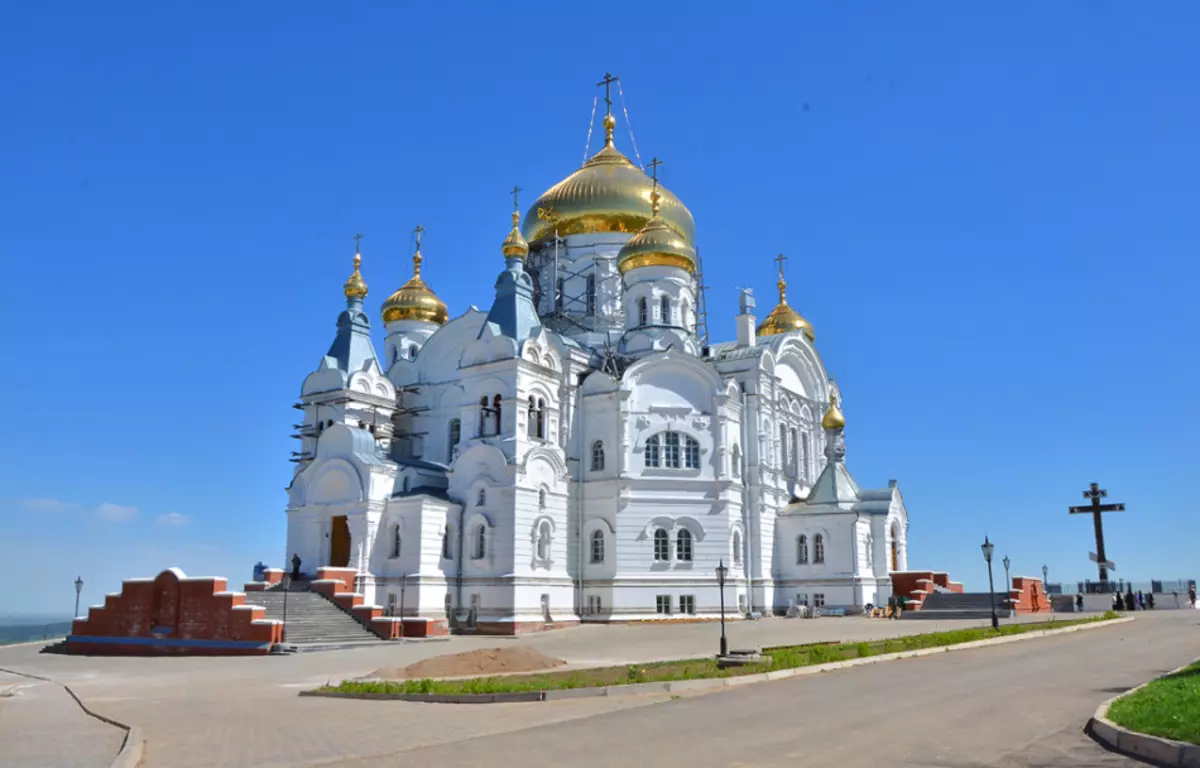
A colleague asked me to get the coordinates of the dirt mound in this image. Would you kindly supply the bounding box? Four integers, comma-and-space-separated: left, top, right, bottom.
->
370, 647, 566, 680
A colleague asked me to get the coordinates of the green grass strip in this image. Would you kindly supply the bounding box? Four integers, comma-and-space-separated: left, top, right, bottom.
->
318, 613, 1118, 697
1107, 659, 1200, 746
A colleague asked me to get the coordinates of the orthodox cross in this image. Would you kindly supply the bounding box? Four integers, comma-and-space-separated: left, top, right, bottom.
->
1068, 482, 1125, 584
510, 185, 522, 212
597, 72, 619, 116
412, 224, 425, 252
353, 233, 364, 253
647, 156, 663, 185
774, 253, 788, 274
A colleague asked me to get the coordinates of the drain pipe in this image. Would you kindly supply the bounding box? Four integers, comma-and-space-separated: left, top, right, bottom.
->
455, 504, 465, 620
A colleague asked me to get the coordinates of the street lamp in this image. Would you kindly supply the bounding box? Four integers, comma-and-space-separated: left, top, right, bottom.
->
1002, 555, 1011, 592
981, 536, 999, 631
73, 576, 83, 619
1042, 564, 1049, 592
715, 560, 729, 658
281, 573, 292, 642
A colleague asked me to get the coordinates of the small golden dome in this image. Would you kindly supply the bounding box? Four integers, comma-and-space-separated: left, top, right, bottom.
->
501, 210, 529, 259
521, 116, 695, 246
756, 258, 815, 341
822, 393, 846, 430
381, 248, 448, 326
617, 187, 697, 274
343, 252, 368, 299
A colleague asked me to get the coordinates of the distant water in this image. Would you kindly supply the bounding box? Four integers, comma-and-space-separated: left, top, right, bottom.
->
0, 622, 73, 645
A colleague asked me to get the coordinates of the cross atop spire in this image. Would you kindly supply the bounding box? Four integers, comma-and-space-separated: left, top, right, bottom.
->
354, 232, 364, 254
597, 72, 619, 117
774, 253, 789, 302
510, 185, 522, 212
647, 156, 662, 184
646, 156, 663, 217
413, 224, 425, 253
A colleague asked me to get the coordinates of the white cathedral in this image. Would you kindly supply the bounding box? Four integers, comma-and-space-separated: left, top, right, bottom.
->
284, 97, 909, 634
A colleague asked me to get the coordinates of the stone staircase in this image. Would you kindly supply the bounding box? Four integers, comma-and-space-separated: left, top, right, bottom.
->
901, 591, 1009, 620
244, 585, 382, 645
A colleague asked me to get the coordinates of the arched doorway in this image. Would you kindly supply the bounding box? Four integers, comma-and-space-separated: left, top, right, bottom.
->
330, 515, 351, 567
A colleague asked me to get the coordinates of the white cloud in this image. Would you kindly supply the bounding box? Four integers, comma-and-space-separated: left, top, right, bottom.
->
154, 512, 189, 527
93, 503, 139, 522
19, 498, 81, 513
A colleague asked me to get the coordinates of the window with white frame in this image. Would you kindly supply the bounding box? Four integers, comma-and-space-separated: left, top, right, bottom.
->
644, 434, 660, 467
676, 528, 693, 562
536, 521, 551, 560
587, 594, 602, 615
656, 595, 671, 615
390, 524, 401, 558
590, 529, 604, 563
660, 294, 671, 325
441, 526, 452, 560
644, 431, 700, 469
473, 524, 487, 559
679, 595, 696, 615
814, 534, 825, 564
664, 431, 680, 467
813, 593, 826, 608
685, 436, 700, 469
637, 296, 648, 326
797, 534, 809, 564
732, 530, 742, 566
591, 440, 605, 471
653, 528, 670, 561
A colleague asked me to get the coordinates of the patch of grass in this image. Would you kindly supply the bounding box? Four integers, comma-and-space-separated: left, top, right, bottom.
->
315, 615, 1113, 697
1107, 660, 1200, 746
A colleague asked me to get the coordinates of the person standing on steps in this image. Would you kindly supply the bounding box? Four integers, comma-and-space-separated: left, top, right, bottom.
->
291, 553, 302, 581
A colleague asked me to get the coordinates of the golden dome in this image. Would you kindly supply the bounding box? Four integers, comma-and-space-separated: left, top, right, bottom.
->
343, 252, 368, 299
381, 248, 448, 326
756, 258, 815, 341
821, 393, 845, 430
617, 186, 697, 274
521, 117, 695, 245
501, 210, 529, 259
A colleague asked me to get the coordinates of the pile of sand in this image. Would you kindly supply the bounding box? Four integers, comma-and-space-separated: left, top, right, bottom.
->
370, 647, 566, 680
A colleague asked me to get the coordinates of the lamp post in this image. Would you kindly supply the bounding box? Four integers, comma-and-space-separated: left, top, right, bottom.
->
1002, 555, 1011, 592
73, 576, 83, 619
1042, 564, 1049, 592
281, 574, 292, 642
981, 536, 999, 631
715, 560, 729, 658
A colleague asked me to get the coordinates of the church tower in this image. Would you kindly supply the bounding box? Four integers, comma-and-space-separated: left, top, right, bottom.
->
616, 159, 700, 357
380, 227, 449, 368
757, 255, 816, 341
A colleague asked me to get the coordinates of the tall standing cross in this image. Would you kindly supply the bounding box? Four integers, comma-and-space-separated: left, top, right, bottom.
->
1068, 482, 1126, 584
597, 72, 619, 116
774, 253, 788, 278
510, 185, 522, 211
646, 156, 663, 184
412, 224, 425, 252
354, 233, 364, 253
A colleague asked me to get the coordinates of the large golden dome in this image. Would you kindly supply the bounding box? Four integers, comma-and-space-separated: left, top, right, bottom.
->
617, 187, 697, 274
381, 249, 448, 325
521, 116, 696, 245
757, 260, 815, 342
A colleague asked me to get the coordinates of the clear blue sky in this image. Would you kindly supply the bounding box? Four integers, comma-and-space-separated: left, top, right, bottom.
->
1, 3, 1196, 617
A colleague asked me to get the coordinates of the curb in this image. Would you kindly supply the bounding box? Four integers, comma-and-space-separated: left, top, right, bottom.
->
305, 616, 1131, 704
1088, 659, 1200, 767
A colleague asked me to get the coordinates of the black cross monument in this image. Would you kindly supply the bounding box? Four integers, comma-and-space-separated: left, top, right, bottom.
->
1068, 482, 1125, 585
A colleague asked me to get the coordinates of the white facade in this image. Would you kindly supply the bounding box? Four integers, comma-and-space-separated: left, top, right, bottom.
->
283, 122, 910, 632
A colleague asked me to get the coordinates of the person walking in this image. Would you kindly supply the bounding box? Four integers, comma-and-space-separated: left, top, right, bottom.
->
291, 553, 302, 581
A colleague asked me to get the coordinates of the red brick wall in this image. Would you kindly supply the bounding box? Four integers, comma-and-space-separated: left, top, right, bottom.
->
1008, 577, 1052, 615
68, 568, 282, 655
315, 567, 357, 593
891, 571, 937, 609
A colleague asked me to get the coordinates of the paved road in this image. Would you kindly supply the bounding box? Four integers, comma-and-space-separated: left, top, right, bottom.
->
352, 611, 1200, 768
0, 670, 124, 768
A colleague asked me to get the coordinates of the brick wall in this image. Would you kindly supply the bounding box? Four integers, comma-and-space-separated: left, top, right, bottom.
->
1008, 577, 1052, 615
68, 568, 282, 655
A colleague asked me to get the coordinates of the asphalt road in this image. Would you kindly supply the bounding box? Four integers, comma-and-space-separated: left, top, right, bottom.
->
367, 611, 1199, 768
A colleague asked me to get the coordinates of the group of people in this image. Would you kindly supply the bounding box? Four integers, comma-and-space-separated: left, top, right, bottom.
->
1109, 589, 1155, 611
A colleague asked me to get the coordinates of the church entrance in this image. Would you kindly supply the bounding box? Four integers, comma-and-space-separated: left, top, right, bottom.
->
330, 515, 351, 567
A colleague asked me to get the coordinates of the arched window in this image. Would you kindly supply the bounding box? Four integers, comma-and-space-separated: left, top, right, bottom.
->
801, 432, 811, 481
527, 396, 537, 438
660, 295, 671, 325
664, 431, 681, 468
684, 435, 700, 469
653, 528, 670, 561
731, 444, 741, 478
637, 297, 648, 326
473, 524, 487, 559
732, 530, 743, 566
536, 522, 551, 560
591, 441, 605, 472
556, 277, 564, 311
789, 428, 799, 476
676, 528, 693, 561
390, 525, 401, 558
814, 534, 825, 564
779, 423, 789, 471
476, 488, 486, 507
797, 534, 809, 564
590, 529, 605, 563
538, 488, 546, 509
536, 397, 545, 438
441, 526, 452, 560
644, 434, 661, 467
586, 274, 596, 314
492, 394, 502, 434
408, 346, 417, 360
448, 418, 461, 462
479, 396, 489, 435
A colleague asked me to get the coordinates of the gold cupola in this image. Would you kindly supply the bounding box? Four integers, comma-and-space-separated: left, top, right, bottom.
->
521, 104, 695, 245
343, 251, 368, 300
501, 202, 529, 260
381, 233, 449, 326
617, 174, 697, 274
821, 393, 846, 430
756, 256, 816, 341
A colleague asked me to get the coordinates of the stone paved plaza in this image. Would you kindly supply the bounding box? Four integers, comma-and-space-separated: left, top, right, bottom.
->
1, 611, 1193, 767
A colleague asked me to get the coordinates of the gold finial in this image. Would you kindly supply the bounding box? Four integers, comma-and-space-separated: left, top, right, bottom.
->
647, 157, 663, 217
343, 237, 368, 299
822, 393, 846, 430
598, 72, 619, 146
502, 186, 529, 259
